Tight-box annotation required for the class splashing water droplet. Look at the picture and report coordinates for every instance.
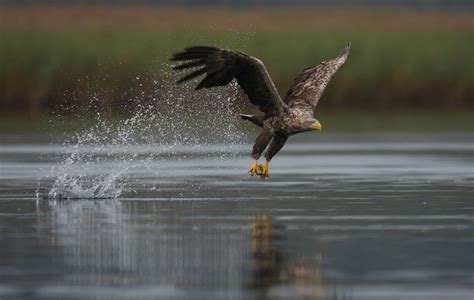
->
[46,65,247,199]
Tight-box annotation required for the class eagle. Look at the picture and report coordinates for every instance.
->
[171,43,350,178]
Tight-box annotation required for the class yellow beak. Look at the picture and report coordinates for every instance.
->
[310,120,322,131]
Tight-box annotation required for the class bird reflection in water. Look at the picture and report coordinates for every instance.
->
[249,213,345,300]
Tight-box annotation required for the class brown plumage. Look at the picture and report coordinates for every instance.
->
[170,43,351,178]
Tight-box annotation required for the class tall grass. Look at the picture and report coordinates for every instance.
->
[1,5,473,112]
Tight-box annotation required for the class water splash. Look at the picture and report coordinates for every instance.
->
[46,67,246,200]
[47,106,154,199]
[48,172,124,199]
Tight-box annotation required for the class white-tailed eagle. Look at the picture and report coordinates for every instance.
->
[171,43,351,178]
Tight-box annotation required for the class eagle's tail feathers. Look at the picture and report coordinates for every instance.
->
[240,114,253,121]
[240,114,264,127]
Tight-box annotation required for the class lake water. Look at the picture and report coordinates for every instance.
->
[0,132,473,299]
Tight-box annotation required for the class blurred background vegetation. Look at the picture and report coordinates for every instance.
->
[0,2,473,130]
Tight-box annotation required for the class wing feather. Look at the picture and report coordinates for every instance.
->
[176,67,208,84]
[285,43,351,112]
[171,46,286,115]
[172,59,206,70]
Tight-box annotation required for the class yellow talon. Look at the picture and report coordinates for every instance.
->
[258,161,270,179]
[248,160,260,176]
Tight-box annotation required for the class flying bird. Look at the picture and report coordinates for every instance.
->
[171,43,350,178]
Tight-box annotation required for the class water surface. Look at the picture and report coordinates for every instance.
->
[0,132,473,299]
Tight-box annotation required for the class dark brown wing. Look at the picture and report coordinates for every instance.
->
[171,46,286,115]
[284,43,351,112]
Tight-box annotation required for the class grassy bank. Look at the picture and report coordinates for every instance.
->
[2,109,473,134]
[1,6,473,112]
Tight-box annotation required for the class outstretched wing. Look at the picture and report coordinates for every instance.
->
[171,46,286,115]
[284,43,351,112]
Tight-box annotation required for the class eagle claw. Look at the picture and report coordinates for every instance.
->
[258,162,269,179]
[248,160,260,176]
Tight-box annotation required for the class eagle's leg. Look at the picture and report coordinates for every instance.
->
[248,129,272,176]
[259,135,289,179]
